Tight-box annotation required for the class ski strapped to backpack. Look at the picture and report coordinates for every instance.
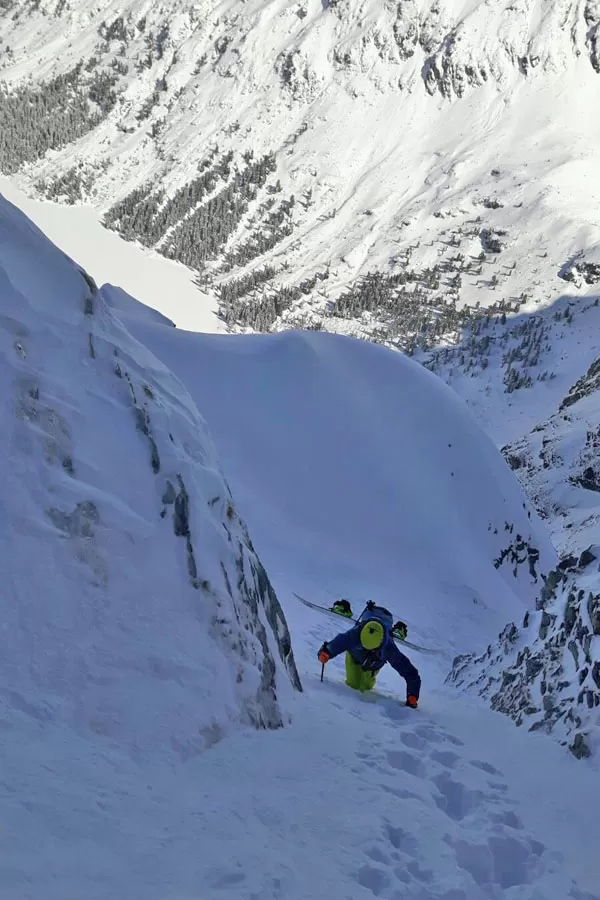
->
[332,599,353,618]
[292,593,442,656]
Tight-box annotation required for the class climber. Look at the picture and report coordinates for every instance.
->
[318,602,421,708]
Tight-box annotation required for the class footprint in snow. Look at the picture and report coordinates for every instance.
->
[489,809,523,830]
[432,771,486,822]
[430,749,460,769]
[469,759,502,775]
[447,832,545,891]
[382,703,413,724]
[405,859,435,883]
[384,785,425,803]
[207,869,246,889]
[399,730,427,751]
[365,844,392,866]
[359,823,425,897]
[385,749,426,778]
[356,863,391,897]
[488,780,509,793]
[383,821,418,855]
[411,723,465,748]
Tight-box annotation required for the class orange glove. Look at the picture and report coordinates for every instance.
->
[318,649,330,664]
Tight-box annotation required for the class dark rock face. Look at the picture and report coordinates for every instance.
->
[570,733,591,759]
[480,228,507,254]
[588,593,600,635]
[572,467,600,492]
[161,480,176,505]
[173,475,190,537]
[560,257,600,286]
[47,500,100,538]
[493,534,541,583]
[109,346,302,720]
[538,611,553,640]
[579,548,597,569]
[560,357,600,411]
[447,565,599,758]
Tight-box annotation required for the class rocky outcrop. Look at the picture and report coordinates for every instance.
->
[0,191,301,760]
[560,356,600,411]
[448,552,600,758]
[560,255,600,288]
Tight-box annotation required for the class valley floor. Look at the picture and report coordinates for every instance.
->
[0,178,223,335]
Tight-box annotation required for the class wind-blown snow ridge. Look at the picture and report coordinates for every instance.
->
[0,188,300,760]
[125,319,555,657]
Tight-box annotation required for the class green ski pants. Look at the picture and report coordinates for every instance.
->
[345,652,377,692]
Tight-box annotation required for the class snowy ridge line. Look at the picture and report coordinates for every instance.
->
[292,592,443,656]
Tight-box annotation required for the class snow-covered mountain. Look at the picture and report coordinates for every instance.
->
[2,188,600,900]
[2,0,600,758]
[447,328,600,759]
[0,189,301,762]
[1,0,600,351]
[2,1,600,892]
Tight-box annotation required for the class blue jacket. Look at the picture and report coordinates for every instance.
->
[325,623,421,699]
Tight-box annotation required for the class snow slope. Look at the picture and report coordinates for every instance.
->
[0,188,300,759]
[3,0,600,764]
[1,192,600,900]
[126,315,554,659]
[5,650,600,900]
